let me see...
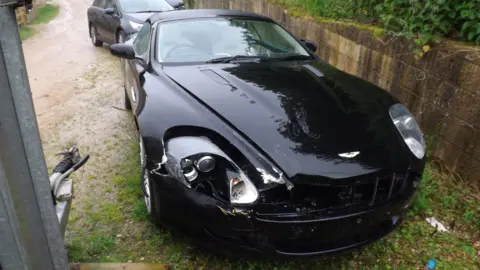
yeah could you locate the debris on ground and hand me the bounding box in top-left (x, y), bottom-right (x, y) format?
top-left (425, 259), bottom-right (437, 269)
top-left (426, 217), bottom-right (449, 232)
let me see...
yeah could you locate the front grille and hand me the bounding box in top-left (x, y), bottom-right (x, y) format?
top-left (257, 169), bottom-right (415, 214)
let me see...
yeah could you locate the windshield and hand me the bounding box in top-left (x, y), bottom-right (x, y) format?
top-left (119, 0), bottom-right (173, 13)
top-left (156, 18), bottom-right (311, 63)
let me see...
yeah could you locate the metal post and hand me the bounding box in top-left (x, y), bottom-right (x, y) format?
top-left (0, 2), bottom-right (69, 269)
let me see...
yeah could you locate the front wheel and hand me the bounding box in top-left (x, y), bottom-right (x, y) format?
top-left (140, 136), bottom-right (162, 225)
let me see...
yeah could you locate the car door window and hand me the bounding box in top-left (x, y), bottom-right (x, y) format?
top-left (133, 23), bottom-right (151, 55)
top-left (94, 0), bottom-right (106, 8)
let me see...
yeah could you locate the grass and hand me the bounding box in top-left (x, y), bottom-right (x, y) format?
top-left (30, 4), bottom-right (60, 25)
top-left (66, 135), bottom-right (480, 269)
top-left (269, 0), bottom-right (386, 37)
top-left (19, 25), bottom-right (35, 41)
top-left (19, 4), bottom-right (59, 41)
top-left (271, 0), bottom-right (360, 20)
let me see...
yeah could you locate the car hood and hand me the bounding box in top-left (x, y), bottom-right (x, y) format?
top-left (162, 60), bottom-right (409, 180)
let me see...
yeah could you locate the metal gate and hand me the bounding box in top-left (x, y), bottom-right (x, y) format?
top-left (0, 1), bottom-right (69, 269)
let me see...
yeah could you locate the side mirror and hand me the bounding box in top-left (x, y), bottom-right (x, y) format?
top-left (301, 39), bottom-right (318, 53)
top-left (110, 44), bottom-right (135, 59)
top-left (104, 8), bottom-right (115, 15)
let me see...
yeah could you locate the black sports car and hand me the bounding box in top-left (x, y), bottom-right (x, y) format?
top-left (87, 0), bottom-right (177, 47)
top-left (110, 9), bottom-right (426, 256)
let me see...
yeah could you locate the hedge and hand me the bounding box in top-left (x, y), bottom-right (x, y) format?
top-left (276, 0), bottom-right (480, 47)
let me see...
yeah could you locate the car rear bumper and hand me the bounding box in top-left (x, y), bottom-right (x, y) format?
top-left (153, 174), bottom-right (415, 257)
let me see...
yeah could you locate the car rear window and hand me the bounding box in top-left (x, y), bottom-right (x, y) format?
top-left (119, 0), bottom-right (173, 13)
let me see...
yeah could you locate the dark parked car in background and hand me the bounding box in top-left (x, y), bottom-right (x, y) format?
top-left (109, 9), bottom-right (426, 256)
top-left (87, 0), bottom-right (176, 47)
top-left (165, 0), bottom-right (185, 9)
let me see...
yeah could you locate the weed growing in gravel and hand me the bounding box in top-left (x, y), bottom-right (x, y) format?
top-left (19, 25), bottom-right (34, 41)
top-left (19, 4), bottom-right (60, 41)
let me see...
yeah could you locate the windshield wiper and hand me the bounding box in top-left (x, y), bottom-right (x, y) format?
top-left (273, 54), bottom-right (312, 61)
top-left (206, 55), bottom-right (262, 64)
top-left (206, 54), bottom-right (311, 64)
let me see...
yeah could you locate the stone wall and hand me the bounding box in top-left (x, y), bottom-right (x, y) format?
top-left (191, 0), bottom-right (480, 188)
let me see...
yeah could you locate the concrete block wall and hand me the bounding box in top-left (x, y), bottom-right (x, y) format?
top-left (191, 0), bottom-right (480, 187)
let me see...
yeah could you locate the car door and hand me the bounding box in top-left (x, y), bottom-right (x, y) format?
top-left (125, 23), bottom-right (151, 113)
top-left (95, 0), bottom-right (113, 41)
top-left (89, 0), bottom-right (106, 37)
top-left (100, 0), bottom-right (120, 43)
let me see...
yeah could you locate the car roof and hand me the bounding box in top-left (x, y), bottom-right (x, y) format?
top-left (147, 9), bottom-right (274, 24)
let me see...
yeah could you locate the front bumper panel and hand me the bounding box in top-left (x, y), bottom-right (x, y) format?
top-left (153, 173), bottom-right (416, 256)
top-left (253, 201), bottom-right (406, 255)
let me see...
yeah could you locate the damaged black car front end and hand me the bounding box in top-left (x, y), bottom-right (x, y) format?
top-left (111, 9), bottom-right (426, 257)
top-left (148, 135), bottom-right (423, 256)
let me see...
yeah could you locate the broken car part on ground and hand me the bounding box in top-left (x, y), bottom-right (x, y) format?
top-left (108, 9), bottom-right (426, 256)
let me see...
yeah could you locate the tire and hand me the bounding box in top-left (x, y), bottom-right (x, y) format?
top-left (140, 136), bottom-right (162, 225)
top-left (117, 30), bottom-right (125, 44)
top-left (118, 29), bottom-right (128, 100)
top-left (123, 83), bottom-right (132, 110)
top-left (90, 24), bottom-right (103, 47)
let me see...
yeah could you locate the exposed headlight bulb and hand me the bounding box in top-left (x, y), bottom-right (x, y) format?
top-left (181, 159), bottom-right (198, 182)
top-left (196, 155), bottom-right (216, 172)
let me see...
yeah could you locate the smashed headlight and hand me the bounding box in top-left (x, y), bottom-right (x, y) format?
top-left (162, 136), bottom-right (259, 205)
top-left (228, 171), bottom-right (259, 204)
top-left (389, 104), bottom-right (425, 159)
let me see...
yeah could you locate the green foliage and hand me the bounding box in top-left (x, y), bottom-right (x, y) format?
top-left (275, 0), bottom-right (360, 20)
top-left (18, 4), bottom-right (59, 41)
top-left (456, 1), bottom-right (480, 41)
top-left (277, 0), bottom-right (480, 49)
top-left (19, 25), bottom-right (34, 41)
top-left (370, 0), bottom-right (480, 48)
top-left (30, 4), bottom-right (60, 25)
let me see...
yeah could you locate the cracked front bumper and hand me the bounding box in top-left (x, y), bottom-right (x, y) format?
top-left (153, 174), bottom-right (415, 257)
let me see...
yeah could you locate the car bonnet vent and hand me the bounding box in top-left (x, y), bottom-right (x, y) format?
top-left (200, 69), bottom-right (230, 85)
